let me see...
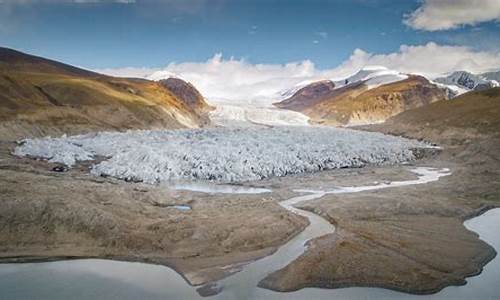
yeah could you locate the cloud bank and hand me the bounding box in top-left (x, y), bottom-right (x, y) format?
top-left (337, 42), bottom-right (500, 78)
top-left (97, 43), bottom-right (500, 104)
top-left (405, 0), bottom-right (500, 31)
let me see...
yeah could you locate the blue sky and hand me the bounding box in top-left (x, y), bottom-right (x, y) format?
top-left (1, 0), bottom-right (500, 70)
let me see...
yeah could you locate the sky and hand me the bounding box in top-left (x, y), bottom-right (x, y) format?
top-left (1, 0), bottom-right (500, 102)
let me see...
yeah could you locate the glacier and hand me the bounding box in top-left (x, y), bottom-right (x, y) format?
top-left (209, 104), bottom-right (310, 127)
top-left (15, 127), bottom-right (428, 184)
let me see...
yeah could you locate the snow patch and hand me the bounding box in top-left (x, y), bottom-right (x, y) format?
top-left (15, 127), bottom-right (428, 184)
top-left (334, 66), bottom-right (408, 89)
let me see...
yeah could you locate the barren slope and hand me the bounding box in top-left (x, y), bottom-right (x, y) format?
top-left (276, 76), bottom-right (447, 126)
top-left (370, 87), bottom-right (500, 141)
top-left (0, 47), bottom-right (211, 140)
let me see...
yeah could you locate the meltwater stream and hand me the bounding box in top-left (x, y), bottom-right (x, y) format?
top-left (211, 167), bottom-right (452, 299)
top-left (3, 167), bottom-right (498, 300)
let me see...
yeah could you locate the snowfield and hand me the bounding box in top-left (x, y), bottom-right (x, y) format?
top-left (15, 127), bottom-right (427, 184)
top-left (333, 66), bottom-right (408, 89)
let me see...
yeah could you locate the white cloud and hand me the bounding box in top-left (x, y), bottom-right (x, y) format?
top-left (144, 53), bottom-right (320, 105)
top-left (337, 42), bottom-right (500, 78)
top-left (97, 43), bottom-right (500, 104)
top-left (405, 0), bottom-right (500, 31)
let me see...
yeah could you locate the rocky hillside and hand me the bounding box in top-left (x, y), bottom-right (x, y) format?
top-left (434, 71), bottom-right (499, 94)
top-left (275, 70), bottom-right (448, 126)
top-left (275, 80), bottom-right (336, 111)
top-left (0, 47), bottom-right (212, 140)
top-left (369, 87), bottom-right (500, 143)
top-left (158, 77), bottom-right (214, 115)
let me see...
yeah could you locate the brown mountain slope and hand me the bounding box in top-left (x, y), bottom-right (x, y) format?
top-left (275, 76), bottom-right (448, 126)
top-left (276, 80), bottom-right (336, 111)
top-left (0, 47), bottom-right (211, 140)
top-left (368, 87), bottom-right (500, 143)
top-left (158, 77), bottom-right (214, 115)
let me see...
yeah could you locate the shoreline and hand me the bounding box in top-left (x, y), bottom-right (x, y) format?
top-left (0, 206), bottom-right (498, 298)
top-left (6, 167), bottom-right (485, 298)
top-left (260, 204), bottom-right (499, 296)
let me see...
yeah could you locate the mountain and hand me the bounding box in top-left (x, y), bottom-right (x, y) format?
top-left (434, 71), bottom-right (499, 95)
top-left (482, 70), bottom-right (500, 83)
top-left (276, 80), bottom-right (336, 111)
top-left (334, 65), bottom-right (409, 88)
top-left (158, 77), bottom-right (214, 115)
top-left (0, 47), bottom-right (211, 140)
top-left (275, 67), bottom-right (448, 126)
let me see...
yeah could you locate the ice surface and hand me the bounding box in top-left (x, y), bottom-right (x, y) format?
top-left (15, 127), bottom-right (427, 184)
top-left (172, 182), bottom-right (271, 194)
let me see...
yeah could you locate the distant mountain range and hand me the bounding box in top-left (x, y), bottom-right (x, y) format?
top-left (434, 71), bottom-right (499, 95)
top-left (0, 47), bottom-right (212, 140)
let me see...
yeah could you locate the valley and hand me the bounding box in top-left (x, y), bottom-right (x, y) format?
top-left (0, 48), bottom-right (499, 300)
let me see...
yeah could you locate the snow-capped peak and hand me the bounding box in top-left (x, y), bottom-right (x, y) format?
top-left (433, 70), bottom-right (499, 97)
top-left (275, 66), bottom-right (409, 100)
top-left (434, 71), bottom-right (498, 91)
top-left (334, 66), bottom-right (408, 89)
top-left (275, 79), bottom-right (320, 101)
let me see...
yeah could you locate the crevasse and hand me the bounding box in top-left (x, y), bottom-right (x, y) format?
top-left (14, 126), bottom-right (427, 184)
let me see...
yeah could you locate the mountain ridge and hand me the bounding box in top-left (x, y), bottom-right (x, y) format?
top-left (0, 47), bottom-right (212, 140)
top-left (434, 71), bottom-right (499, 94)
